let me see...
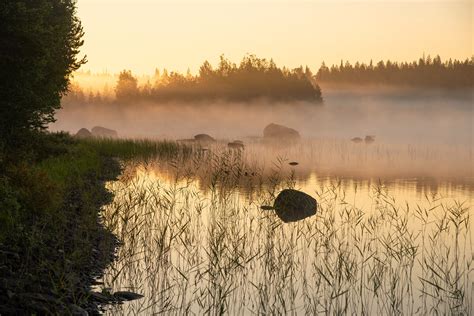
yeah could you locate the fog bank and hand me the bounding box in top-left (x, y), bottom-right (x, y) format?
top-left (51, 88), bottom-right (473, 146)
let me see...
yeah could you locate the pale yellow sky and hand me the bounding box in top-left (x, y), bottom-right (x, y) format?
top-left (77, 0), bottom-right (472, 75)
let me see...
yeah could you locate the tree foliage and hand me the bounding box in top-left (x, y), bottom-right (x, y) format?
top-left (0, 0), bottom-right (85, 143)
top-left (101, 55), bottom-right (321, 104)
top-left (115, 70), bottom-right (139, 102)
top-left (316, 55), bottom-right (473, 88)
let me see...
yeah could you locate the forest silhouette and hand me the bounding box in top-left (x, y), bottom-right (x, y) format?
top-left (67, 55), bottom-right (323, 104)
top-left (66, 55), bottom-right (473, 106)
top-left (316, 55), bottom-right (473, 88)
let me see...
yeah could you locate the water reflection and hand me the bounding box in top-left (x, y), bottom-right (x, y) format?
top-left (98, 148), bottom-right (472, 315)
top-left (131, 151), bottom-right (473, 207)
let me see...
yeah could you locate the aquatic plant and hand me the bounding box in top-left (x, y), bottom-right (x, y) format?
top-left (98, 146), bottom-right (472, 315)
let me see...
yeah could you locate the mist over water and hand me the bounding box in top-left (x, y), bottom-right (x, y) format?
top-left (53, 88), bottom-right (473, 315)
top-left (52, 87), bottom-right (473, 146)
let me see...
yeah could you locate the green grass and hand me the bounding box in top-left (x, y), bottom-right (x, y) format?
top-left (79, 137), bottom-right (191, 160)
top-left (0, 133), bottom-right (190, 313)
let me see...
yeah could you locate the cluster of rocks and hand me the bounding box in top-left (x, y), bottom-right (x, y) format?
top-left (177, 122), bottom-right (302, 150)
top-left (178, 134), bottom-right (246, 150)
top-left (75, 126), bottom-right (118, 138)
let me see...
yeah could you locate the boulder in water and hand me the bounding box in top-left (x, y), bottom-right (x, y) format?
top-left (262, 189), bottom-right (317, 223)
top-left (263, 123), bottom-right (300, 142)
top-left (75, 128), bottom-right (92, 138)
top-left (91, 126), bottom-right (118, 138)
top-left (194, 134), bottom-right (215, 142)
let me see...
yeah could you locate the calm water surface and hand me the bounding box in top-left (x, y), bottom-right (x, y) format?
top-left (98, 145), bottom-right (473, 315)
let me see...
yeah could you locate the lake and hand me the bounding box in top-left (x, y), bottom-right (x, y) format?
top-left (97, 141), bottom-right (473, 315)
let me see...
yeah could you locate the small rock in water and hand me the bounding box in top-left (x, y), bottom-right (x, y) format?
top-left (260, 205), bottom-right (274, 211)
top-left (113, 291), bottom-right (144, 301)
top-left (289, 161), bottom-right (299, 166)
top-left (273, 189), bottom-right (317, 223)
top-left (351, 137), bottom-right (363, 143)
top-left (364, 135), bottom-right (375, 144)
top-left (194, 134), bottom-right (215, 142)
top-left (75, 128), bottom-right (92, 138)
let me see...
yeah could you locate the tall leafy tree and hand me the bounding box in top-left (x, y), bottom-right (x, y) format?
top-left (0, 0), bottom-right (85, 143)
top-left (115, 70), bottom-right (139, 102)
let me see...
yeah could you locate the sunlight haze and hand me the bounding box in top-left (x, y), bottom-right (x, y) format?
top-left (77, 0), bottom-right (472, 74)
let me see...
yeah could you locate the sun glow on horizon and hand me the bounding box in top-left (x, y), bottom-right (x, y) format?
top-left (77, 0), bottom-right (472, 75)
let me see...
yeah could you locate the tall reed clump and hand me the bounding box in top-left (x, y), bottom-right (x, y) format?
top-left (97, 146), bottom-right (472, 315)
top-left (79, 138), bottom-right (192, 161)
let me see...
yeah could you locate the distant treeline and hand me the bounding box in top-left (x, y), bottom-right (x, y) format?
top-left (65, 55), bottom-right (473, 106)
top-left (66, 55), bottom-right (322, 104)
top-left (316, 55), bottom-right (474, 88)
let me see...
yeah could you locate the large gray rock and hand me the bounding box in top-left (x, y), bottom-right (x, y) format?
top-left (262, 189), bottom-right (317, 223)
top-left (75, 128), bottom-right (92, 138)
top-left (91, 126), bottom-right (118, 138)
top-left (194, 134), bottom-right (215, 142)
top-left (263, 123), bottom-right (300, 142)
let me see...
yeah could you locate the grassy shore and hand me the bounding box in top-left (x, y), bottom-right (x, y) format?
top-left (0, 133), bottom-right (186, 314)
